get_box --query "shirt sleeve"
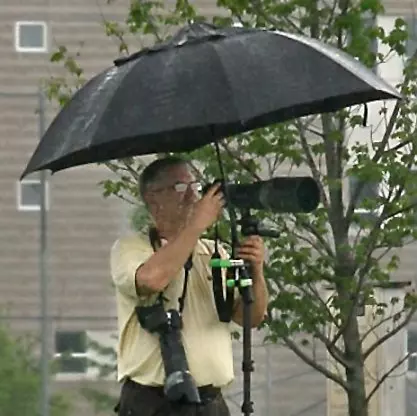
[110,236,154,300]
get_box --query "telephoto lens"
[203,177,320,213]
[135,304,201,404]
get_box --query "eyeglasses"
[173,181,202,193]
[152,181,202,193]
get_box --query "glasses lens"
[191,182,202,192]
[173,182,202,193]
[174,183,188,192]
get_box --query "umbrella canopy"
[21,22,401,178]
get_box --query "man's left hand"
[236,235,265,276]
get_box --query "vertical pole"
[38,87,49,416]
[265,343,271,416]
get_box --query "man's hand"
[233,235,267,327]
[189,183,224,233]
[236,235,265,276]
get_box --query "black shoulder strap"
[210,226,235,323]
[148,227,192,314]
[178,255,193,313]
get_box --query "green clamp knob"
[210,259,231,268]
[239,279,253,287]
[210,259,246,268]
[226,279,235,288]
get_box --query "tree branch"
[366,351,411,403]
[292,230,331,258]
[312,329,352,368]
[250,0,304,34]
[273,276,349,368]
[96,0,130,55]
[344,102,400,231]
[371,102,401,165]
[356,145,416,282]
[388,138,413,154]
[295,218,334,257]
[220,142,262,181]
[283,336,349,390]
[305,282,338,321]
[363,307,416,361]
[322,114,346,245]
[324,0,338,37]
[359,305,403,344]
[296,121,330,209]
[349,48,417,240]
[374,246,394,263]
[121,159,142,180]
[291,280,337,327]
[337,0,350,49]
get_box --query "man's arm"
[231,267,268,328]
[111,183,224,298]
[137,183,225,293]
[136,225,201,293]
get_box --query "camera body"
[136,302,182,333]
[135,303,201,404]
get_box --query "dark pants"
[116,378,231,416]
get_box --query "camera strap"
[149,227,192,314]
[211,225,235,323]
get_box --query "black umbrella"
[21,22,401,178]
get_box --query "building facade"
[0,1,417,415]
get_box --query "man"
[110,156,268,416]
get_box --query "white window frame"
[16,179,50,212]
[14,21,48,53]
[54,331,88,379]
[53,352,88,373]
[54,330,117,381]
[351,169,417,230]
[408,328,417,373]
[349,175,381,221]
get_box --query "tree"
[0,322,71,416]
[46,1,417,415]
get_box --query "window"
[408,330,417,372]
[403,170,417,219]
[349,175,380,222]
[14,21,47,53]
[390,169,417,228]
[345,13,378,73]
[54,331,88,374]
[54,330,117,380]
[405,16,417,58]
[364,14,378,73]
[16,178,49,211]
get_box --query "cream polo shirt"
[110,233,236,388]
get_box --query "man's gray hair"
[139,156,188,201]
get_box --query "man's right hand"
[189,182,225,233]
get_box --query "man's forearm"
[232,268,268,327]
[135,225,202,292]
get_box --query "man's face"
[146,164,201,224]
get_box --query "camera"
[203,176,320,213]
[135,303,201,404]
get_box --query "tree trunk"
[344,317,368,416]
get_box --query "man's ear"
[142,191,152,206]
[145,193,161,215]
